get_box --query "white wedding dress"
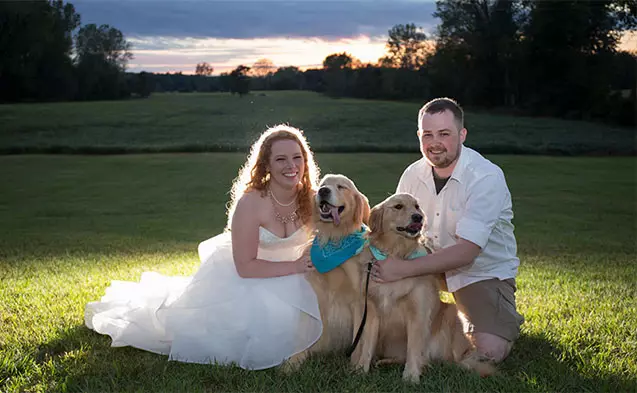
[85,227,322,370]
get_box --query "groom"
[371,97,524,363]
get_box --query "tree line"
[1,0,635,126]
[169,0,637,126]
[0,0,150,102]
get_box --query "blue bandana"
[311,225,369,273]
[369,245,428,261]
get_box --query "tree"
[614,0,637,29]
[251,58,277,77]
[322,53,359,97]
[302,69,325,92]
[271,66,302,90]
[431,1,522,106]
[47,0,81,58]
[75,24,133,71]
[219,72,231,92]
[379,23,433,69]
[229,65,251,96]
[323,53,355,70]
[75,24,133,100]
[351,65,384,99]
[195,62,214,76]
[520,0,627,117]
[75,53,127,100]
[130,71,153,98]
[0,0,80,101]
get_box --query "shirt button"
[436,213,440,216]
[434,235,438,239]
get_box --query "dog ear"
[354,193,371,226]
[369,204,384,233]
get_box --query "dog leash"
[345,256,377,357]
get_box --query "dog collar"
[311,225,369,273]
[369,245,428,261]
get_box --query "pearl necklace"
[268,188,297,207]
[268,189,299,224]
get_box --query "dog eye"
[337,185,347,190]
[394,204,403,210]
[415,204,420,210]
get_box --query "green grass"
[0,91,634,155]
[1,154,635,392]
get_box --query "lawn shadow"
[33,324,350,392]
[27,325,636,392]
[30,324,212,392]
[498,332,636,392]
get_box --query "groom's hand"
[371,256,412,283]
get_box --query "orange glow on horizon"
[127,35,387,74]
[127,31,637,75]
[619,31,636,53]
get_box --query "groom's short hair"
[418,97,464,130]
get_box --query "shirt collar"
[417,144,469,186]
[449,145,470,183]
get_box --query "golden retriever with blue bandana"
[282,174,370,371]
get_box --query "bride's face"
[267,139,305,189]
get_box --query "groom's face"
[418,110,466,169]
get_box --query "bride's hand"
[294,255,315,274]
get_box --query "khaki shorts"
[452,278,524,342]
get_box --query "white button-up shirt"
[396,145,519,292]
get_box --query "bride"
[85,125,323,370]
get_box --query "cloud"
[73,0,439,40]
[127,36,388,73]
[72,0,440,74]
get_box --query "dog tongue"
[408,222,422,232]
[331,206,341,225]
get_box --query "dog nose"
[318,187,331,198]
[412,214,423,223]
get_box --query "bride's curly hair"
[226,124,320,230]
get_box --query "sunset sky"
[73,0,636,75]
[73,0,439,74]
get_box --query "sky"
[73,0,439,74]
[73,0,636,75]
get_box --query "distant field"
[0,91,634,155]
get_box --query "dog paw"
[349,359,371,373]
[281,359,300,375]
[402,368,421,384]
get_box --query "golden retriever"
[282,174,370,371]
[348,193,495,382]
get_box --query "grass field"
[0,91,635,155]
[1,153,636,392]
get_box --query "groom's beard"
[425,142,461,169]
